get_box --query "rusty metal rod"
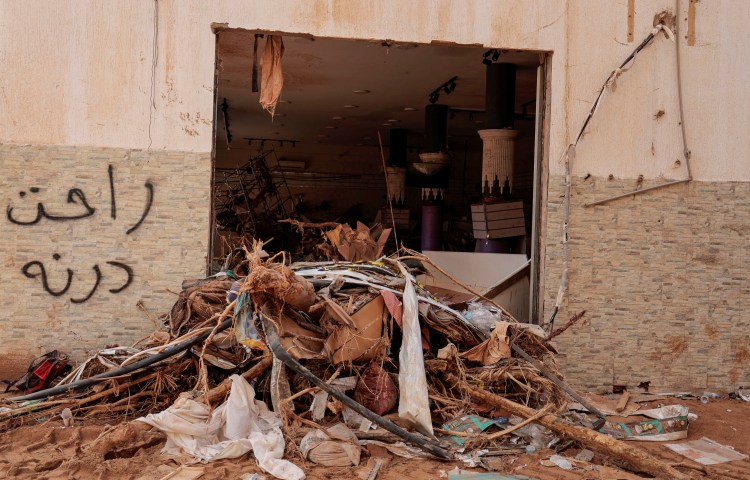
[584,178,690,208]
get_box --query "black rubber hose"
[260,313,453,460]
[10,317,233,402]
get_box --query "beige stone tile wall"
[544,175,750,391]
[0,144,211,375]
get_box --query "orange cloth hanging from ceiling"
[259,35,284,118]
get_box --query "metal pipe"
[388,128,408,168]
[485,63,516,129]
[11,317,234,402]
[583,178,690,208]
[675,0,693,180]
[424,104,448,153]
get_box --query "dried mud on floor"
[1,399,749,480]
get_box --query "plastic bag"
[299,424,361,467]
[137,375,304,480]
[462,303,502,337]
[234,291,266,350]
[396,263,433,436]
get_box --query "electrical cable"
[545,22,682,330]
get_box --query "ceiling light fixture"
[443,81,456,94]
[387,119,399,123]
[428,76,458,104]
[482,49,501,65]
[244,137,300,148]
[403,107,418,111]
[331,116,345,120]
[353,89,371,94]
[343,105,359,109]
[325,125,337,129]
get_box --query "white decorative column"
[478,128,519,196]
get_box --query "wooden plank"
[473,226,527,240]
[470,201,524,214]
[471,209,524,224]
[440,372,691,480]
[472,211,524,222]
[485,201,524,213]
[474,218,525,230]
[487,218,525,230]
[487,227,527,239]
[627,0,635,43]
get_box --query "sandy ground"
[1,398,749,480]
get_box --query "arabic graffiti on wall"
[6,165,154,303]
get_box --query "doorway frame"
[207,28,552,322]
[530,53,551,324]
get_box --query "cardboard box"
[325,296,387,364]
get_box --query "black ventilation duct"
[485,63,516,129]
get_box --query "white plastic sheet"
[396,263,433,436]
[299,424,361,467]
[664,437,748,465]
[137,375,304,480]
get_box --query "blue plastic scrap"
[442,414,510,445]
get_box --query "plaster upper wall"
[563,0,750,182]
[0,0,747,181]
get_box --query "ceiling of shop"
[215,30,541,150]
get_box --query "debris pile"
[0,230,702,480]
